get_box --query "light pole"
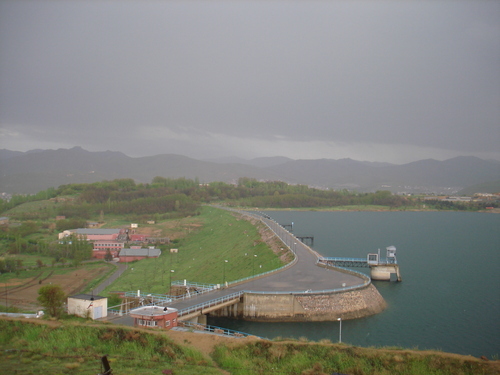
[223,260,228,286]
[169,270,174,295]
[253,254,257,277]
[338,317,342,343]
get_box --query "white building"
[67,294,107,320]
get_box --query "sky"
[0,1,499,164]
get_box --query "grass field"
[3,199,58,215]
[2,253,55,268]
[0,319,221,375]
[101,207,288,295]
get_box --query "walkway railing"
[177,291,244,317]
[123,291,172,302]
[319,257,370,268]
[171,281,217,290]
[177,321,263,339]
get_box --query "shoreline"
[238,205,500,214]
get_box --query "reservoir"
[209,211,500,358]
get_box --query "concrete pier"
[370,264,402,282]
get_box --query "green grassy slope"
[101,207,288,295]
[1,319,497,375]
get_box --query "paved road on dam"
[163,212,366,313]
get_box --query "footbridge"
[320,257,370,268]
[110,208,387,325]
[318,246,401,282]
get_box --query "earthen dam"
[162,209,387,324]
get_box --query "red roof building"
[129,306,178,330]
[92,241,124,259]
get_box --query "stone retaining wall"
[210,284,386,322]
[295,284,386,321]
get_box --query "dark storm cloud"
[0,1,498,163]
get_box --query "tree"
[37,284,66,318]
[104,249,113,261]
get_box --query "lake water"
[209,211,500,358]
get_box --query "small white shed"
[67,294,107,320]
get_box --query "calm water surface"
[209,211,500,358]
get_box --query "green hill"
[0,319,497,375]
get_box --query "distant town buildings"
[58,226,166,262]
[118,247,162,262]
[58,228,123,241]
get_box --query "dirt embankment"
[234,213,294,264]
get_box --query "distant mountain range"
[1,147,499,195]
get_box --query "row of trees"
[2,177,414,220]
[0,257,23,274]
[1,226,93,266]
[5,177,496,223]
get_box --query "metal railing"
[177,291,244,317]
[171,281,217,290]
[319,257,368,263]
[123,291,172,301]
[177,321,263,339]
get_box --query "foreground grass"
[101,207,287,295]
[1,319,497,375]
[212,340,499,375]
[0,319,221,375]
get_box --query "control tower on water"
[367,246,402,282]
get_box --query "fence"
[177,320,263,339]
[177,291,244,317]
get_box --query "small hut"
[129,306,178,330]
[67,294,107,320]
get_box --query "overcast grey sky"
[0,1,498,164]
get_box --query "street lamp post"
[338,317,342,343]
[223,260,228,286]
[253,254,257,277]
[169,270,174,296]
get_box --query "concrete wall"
[209,284,386,322]
[242,293,306,321]
[370,265,402,281]
[67,297,107,320]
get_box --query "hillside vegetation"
[0,319,498,375]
